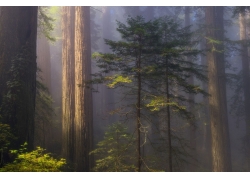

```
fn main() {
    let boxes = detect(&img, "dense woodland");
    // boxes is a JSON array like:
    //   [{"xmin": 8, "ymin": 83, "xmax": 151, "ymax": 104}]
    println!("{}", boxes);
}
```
[{"xmin": 0, "ymin": 6, "xmax": 250, "ymax": 172}]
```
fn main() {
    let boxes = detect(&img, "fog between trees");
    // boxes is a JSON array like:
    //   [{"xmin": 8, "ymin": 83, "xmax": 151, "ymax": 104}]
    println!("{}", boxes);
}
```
[{"xmin": 0, "ymin": 6, "xmax": 250, "ymax": 172}]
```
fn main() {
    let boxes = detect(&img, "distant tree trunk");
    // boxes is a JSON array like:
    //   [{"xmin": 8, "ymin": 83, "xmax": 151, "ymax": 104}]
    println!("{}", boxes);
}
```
[
  {"xmin": 205, "ymin": 6, "xmax": 229, "ymax": 172},
  {"xmin": 62, "ymin": 6, "xmax": 75, "ymax": 164},
  {"xmin": 74, "ymin": 6, "xmax": 93, "ymax": 172},
  {"xmin": 185, "ymin": 6, "xmax": 196, "ymax": 172},
  {"xmin": 200, "ymin": 35, "xmax": 212, "ymax": 171},
  {"xmin": 239, "ymin": 10, "xmax": 250, "ymax": 171},
  {"xmin": 35, "ymin": 34, "xmax": 52, "ymax": 150},
  {"xmin": 216, "ymin": 6, "xmax": 232, "ymax": 172},
  {"xmin": 102, "ymin": 6, "xmax": 115, "ymax": 125},
  {"xmin": 0, "ymin": 6, "xmax": 38, "ymax": 150},
  {"xmin": 37, "ymin": 35, "xmax": 51, "ymax": 91},
  {"xmin": 165, "ymin": 58, "xmax": 172, "ymax": 172}
]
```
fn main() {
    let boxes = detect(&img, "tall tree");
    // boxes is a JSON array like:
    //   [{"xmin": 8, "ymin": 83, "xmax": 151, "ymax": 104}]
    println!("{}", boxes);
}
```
[
  {"xmin": 0, "ymin": 6, "xmax": 38, "ymax": 150},
  {"xmin": 94, "ymin": 16, "xmax": 206, "ymax": 172},
  {"xmin": 239, "ymin": 7, "xmax": 250, "ymax": 170},
  {"xmin": 74, "ymin": 6, "xmax": 93, "ymax": 172},
  {"xmin": 61, "ymin": 6, "xmax": 75, "ymax": 164},
  {"xmin": 205, "ymin": 6, "xmax": 231, "ymax": 172},
  {"xmin": 216, "ymin": 6, "xmax": 232, "ymax": 172}
]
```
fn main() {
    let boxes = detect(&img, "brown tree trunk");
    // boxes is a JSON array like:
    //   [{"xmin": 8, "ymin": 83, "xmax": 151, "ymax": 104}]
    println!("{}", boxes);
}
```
[
  {"xmin": 74, "ymin": 6, "xmax": 93, "ymax": 172},
  {"xmin": 166, "ymin": 59, "xmax": 172, "ymax": 172},
  {"xmin": 216, "ymin": 6, "xmax": 232, "ymax": 172},
  {"xmin": 0, "ymin": 6, "xmax": 38, "ymax": 150},
  {"xmin": 239, "ymin": 10, "xmax": 250, "ymax": 171},
  {"xmin": 205, "ymin": 6, "xmax": 229, "ymax": 172},
  {"xmin": 136, "ymin": 37, "xmax": 142, "ymax": 172},
  {"xmin": 62, "ymin": 6, "xmax": 75, "ymax": 163},
  {"xmin": 200, "ymin": 35, "xmax": 212, "ymax": 171}
]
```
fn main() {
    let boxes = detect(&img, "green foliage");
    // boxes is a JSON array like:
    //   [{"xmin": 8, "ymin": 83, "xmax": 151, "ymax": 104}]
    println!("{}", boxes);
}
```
[
  {"xmin": 90, "ymin": 122, "xmax": 136, "ymax": 172},
  {"xmin": 0, "ymin": 143, "xmax": 66, "ymax": 172},
  {"xmin": 0, "ymin": 47, "xmax": 33, "ymax": 126},
  {"xmin": 0, "ymin": 123, "xmax": 16, "ymax": 166},
  {"xmin": 35, "ymin": 71, "xmax": 55, "ymax": 146},
  {"xmin": 92, "ymin": 15, "xmax": 208, "ymax": 171},
  {"xmin": 38, "ymin": 6, "xmax": 56, "ymax": 42},
  {"xmin": 93, "ymin": 15, "xmax": 207, "ymax": 119},
  {"xmin": 0, "ymin": 123, "xmax": 15, "ymax": 151},
  {"xmin": 106, "ymin": 75, "xmax": 132, "ymax": 88}
]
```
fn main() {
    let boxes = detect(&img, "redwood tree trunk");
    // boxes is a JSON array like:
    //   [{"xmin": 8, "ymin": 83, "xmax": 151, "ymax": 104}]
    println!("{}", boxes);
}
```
[
  {"xmin": 205, "ymin": 6, "xmax": 229, "ymax": 172},
  {"xmin": 216, "ymin": 6, "xmax": 232, "ymax": 172},
  {"xmin": 74, "ymin": 6, "xmax": 93, "ymax": 172},
  {"xmin": 239, "ymin": 10, "xmax": 250, "ymax": 171},
  {"xmin": 62, "ymin": 6, "xmax": 75, "ymax": 163}
]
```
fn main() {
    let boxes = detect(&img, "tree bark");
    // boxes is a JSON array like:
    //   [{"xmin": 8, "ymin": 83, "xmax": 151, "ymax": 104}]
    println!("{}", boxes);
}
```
[
  {"xmin": 239, "ymin": 10, "xmax": 250, "ymax": 171},
  {"xmin": 62, "ymin": 6, "xmax": 75, "ymax": 163},
  {"xmin": 136, "ymin": 36, "xmax": 142, "ymax": 172},
  {"xmin": 74, "ymin": 6, "xmax": 93, "ymax": 172},
  {"xmin": 205, "ymin": 6, "xmax": 229, "ymax": 172},
  {"xmin": 216, "ymin": 6, "xmax": 232, "ymax": 172}
]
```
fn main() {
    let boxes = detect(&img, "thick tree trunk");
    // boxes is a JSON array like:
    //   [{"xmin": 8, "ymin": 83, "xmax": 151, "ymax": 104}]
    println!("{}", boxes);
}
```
[
  {"xmin": 0, "ymin": 6, "xmax": 38, "ymax": 150},
  {"xmin": 205, "ymin": 6, "xmax": 229, "ymax": 172},
  {"xmin": 239, "ymin": 10, "xmax": 250, "ymax": 171},
  {"xmin": 74, "ymin": 6, "xmax": 93, "ymax": 172},
  {"xmin": 62, "ymin": 6, "xmax": 75, "ymax": 163}
]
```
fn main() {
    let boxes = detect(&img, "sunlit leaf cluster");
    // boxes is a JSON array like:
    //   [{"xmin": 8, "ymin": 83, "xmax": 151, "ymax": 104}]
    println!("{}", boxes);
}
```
[{"xmin": 0, "ymin": 143, "xmax": 66, "ymax": 172}]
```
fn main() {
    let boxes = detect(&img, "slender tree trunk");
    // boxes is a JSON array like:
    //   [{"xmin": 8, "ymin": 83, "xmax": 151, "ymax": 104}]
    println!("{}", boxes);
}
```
[
  {"xmin": 74, "ymin": 6, "xmax": 93, "ymax": 172},
  {"xmin": 62, "ymin": 6, "xmax": 75, "ymax": 163},
  {"xmin": 239, "ymin": 10, "xmax": 250, "ymax": 171},
  {"xmin": 200, "ymin": 35, "xmax": 212, "ymax": 171},
  {"xmin": 136, "ymin": 38, "xmax": 142, "ymax": 172},
  {"xmin": 205, "ymin": 6, "xmax": 228, "ymax": 172},
  {"xmin": 0, "ymin": 6, "xmax": 38, "ymax": 150},
  {"xmin": 166, "ymin": 58, "xmax": 172, "ymax": 172},
  {"xmin": 216, "ymin": 7, "xmax": 232, "ymax": 172},
  {"xmin": 37, "ymin": 35, "xmax": 51, "ymax": 91}
]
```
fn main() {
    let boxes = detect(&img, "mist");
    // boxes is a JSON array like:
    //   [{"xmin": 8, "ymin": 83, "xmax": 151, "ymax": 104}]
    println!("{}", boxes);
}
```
[{"xmin": 0, "ymin": 6, "xmax": 249, "ymax": 172}]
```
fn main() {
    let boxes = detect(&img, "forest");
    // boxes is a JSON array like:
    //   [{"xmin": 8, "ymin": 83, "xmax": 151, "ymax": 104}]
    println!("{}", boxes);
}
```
[{"xmin": 0, "ymin": 6, "xmax": 250, "ymax": 172}]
